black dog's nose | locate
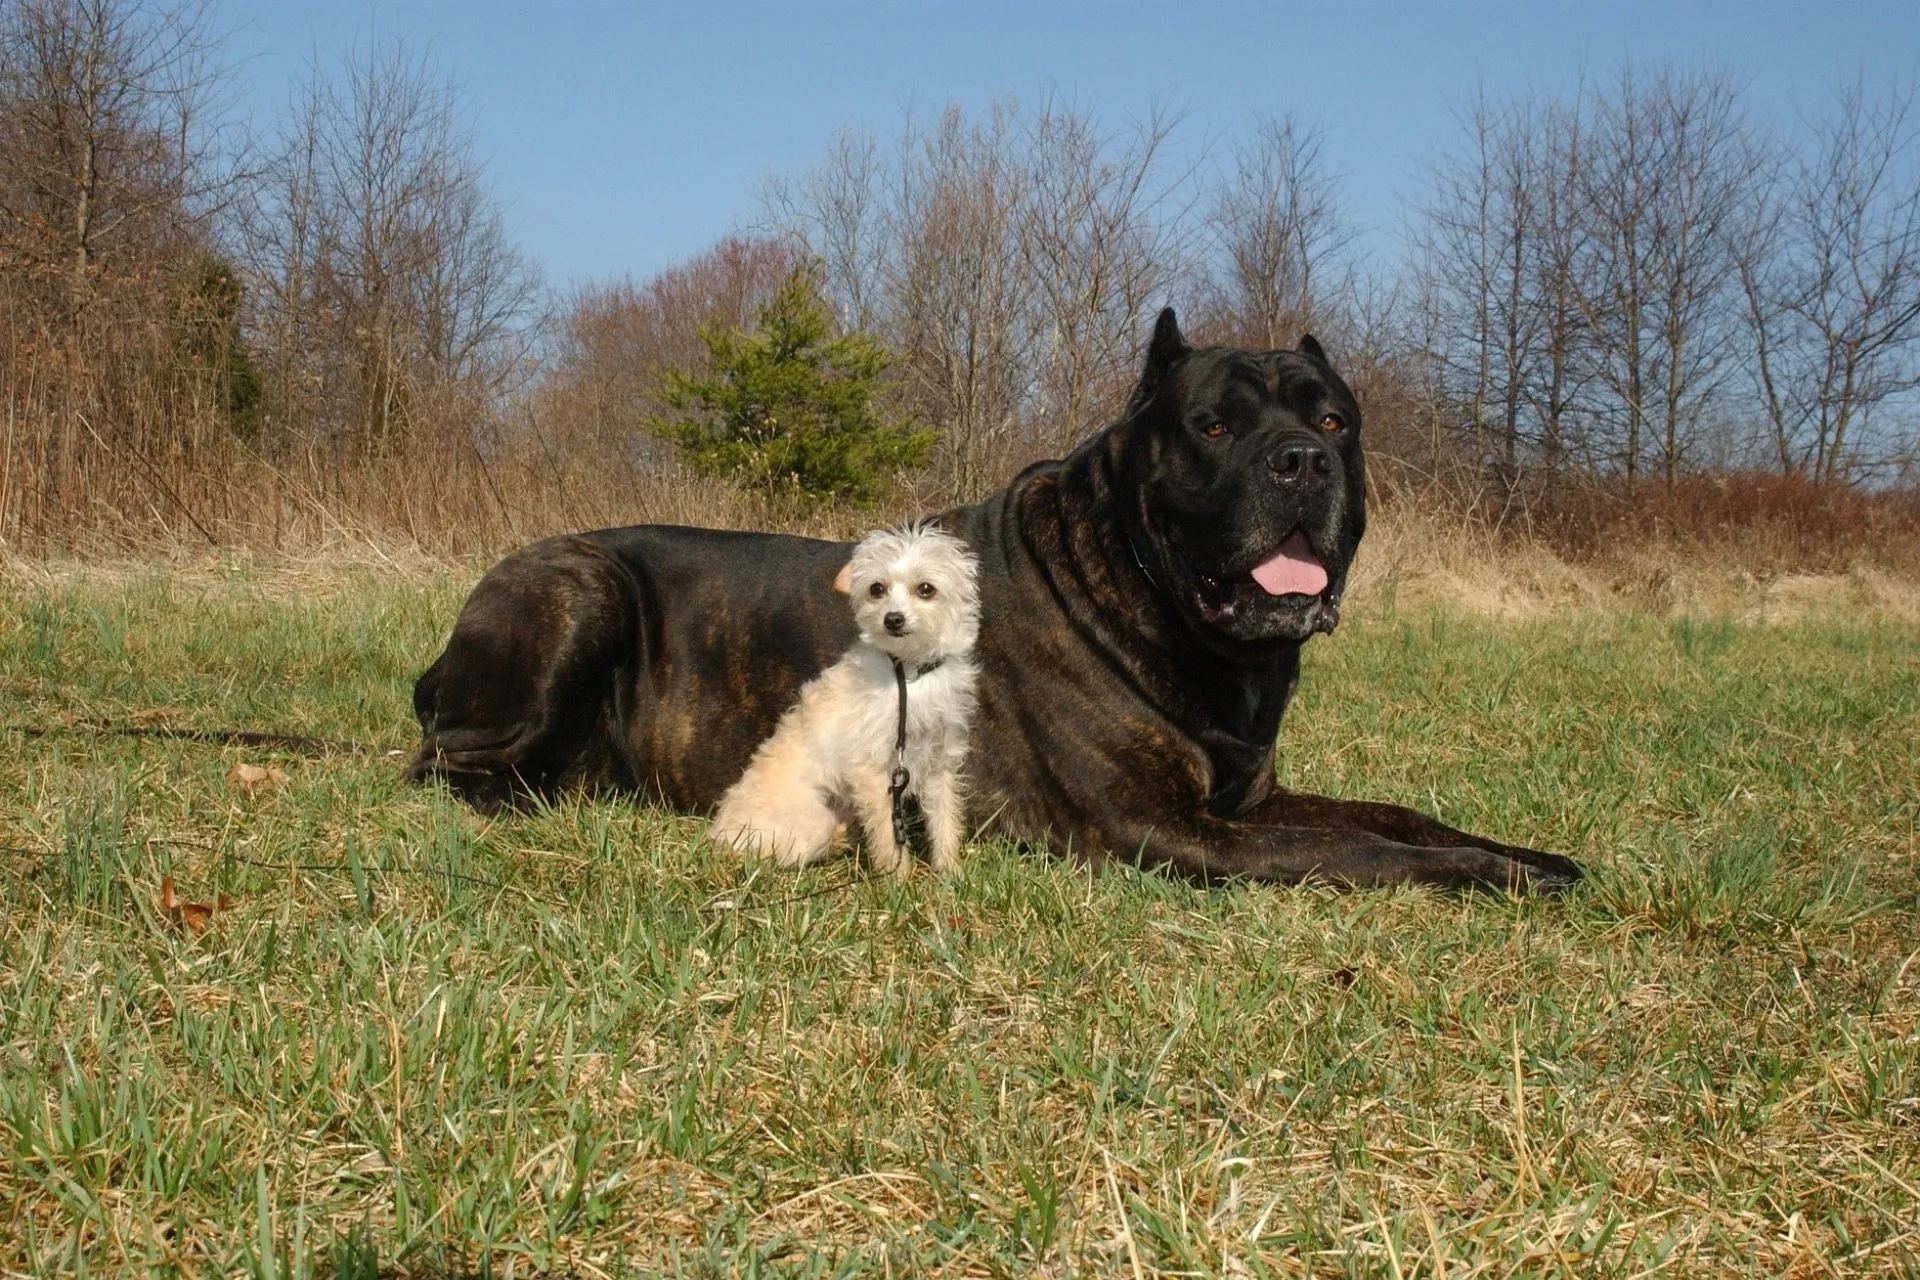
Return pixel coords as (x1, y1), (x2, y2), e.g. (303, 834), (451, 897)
(883, 611), (907, 635)
(1268, 439), (1332, 488)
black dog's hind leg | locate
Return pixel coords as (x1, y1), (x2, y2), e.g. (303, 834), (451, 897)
(410, 537), (644, 808)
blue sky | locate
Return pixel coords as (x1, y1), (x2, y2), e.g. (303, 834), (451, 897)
(211, 1), (1918, 290)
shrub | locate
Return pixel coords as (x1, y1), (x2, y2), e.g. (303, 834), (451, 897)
(650, 266), (932, 505)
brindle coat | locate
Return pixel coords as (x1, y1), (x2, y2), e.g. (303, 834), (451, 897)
(410, 312), (1582, 893)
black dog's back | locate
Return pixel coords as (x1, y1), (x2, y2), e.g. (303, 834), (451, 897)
(411, 525), (856, 811)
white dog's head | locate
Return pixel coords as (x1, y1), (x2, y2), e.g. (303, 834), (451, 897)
(833, 521), (980, 665)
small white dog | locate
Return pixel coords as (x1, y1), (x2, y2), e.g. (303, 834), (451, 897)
(711, 521), (981, 876)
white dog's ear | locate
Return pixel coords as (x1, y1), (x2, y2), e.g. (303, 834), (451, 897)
(831, 560), (854, 595)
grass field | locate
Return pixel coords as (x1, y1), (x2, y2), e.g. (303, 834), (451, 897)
(2, 556), (1917, 1277)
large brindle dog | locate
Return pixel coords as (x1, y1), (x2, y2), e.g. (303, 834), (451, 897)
(410, 311), (1582, 893)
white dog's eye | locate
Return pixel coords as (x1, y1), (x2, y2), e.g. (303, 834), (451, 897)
(915, 582), (937, 599)
(868, 582), (887, 599)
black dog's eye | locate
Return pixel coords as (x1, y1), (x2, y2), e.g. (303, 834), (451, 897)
(915, 582), (938, 600)
(1192, 415), (1226, 439)
(1319, 412), (1346, 434)
(868, 582), (887, 598)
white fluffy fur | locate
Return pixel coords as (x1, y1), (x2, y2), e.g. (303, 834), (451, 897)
(710, 522), (981, 876)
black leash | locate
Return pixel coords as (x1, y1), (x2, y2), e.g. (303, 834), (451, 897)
(884, 656), (949, 853)
(888, 657), (912, 851)
(8, 721), (401, 757)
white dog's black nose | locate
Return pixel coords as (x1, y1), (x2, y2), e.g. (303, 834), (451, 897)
(883, 610), (907, 635)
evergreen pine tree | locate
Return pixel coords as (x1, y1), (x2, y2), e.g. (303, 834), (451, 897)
(651, 267), (931, 504)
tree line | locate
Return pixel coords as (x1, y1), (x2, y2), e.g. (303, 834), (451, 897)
(0, 0), (536, 542)
(1412, 66), (1920, 498)
(2, 0), (1915, 546)
(566, 71), (1920, 506)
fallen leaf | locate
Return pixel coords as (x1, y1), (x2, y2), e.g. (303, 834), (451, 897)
(156, 875), (234, 935)
(122, 633), (148, 654)
(226, 762), (287, 794)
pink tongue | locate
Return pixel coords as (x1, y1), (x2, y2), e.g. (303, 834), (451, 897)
(1249, 533), (1329, 597)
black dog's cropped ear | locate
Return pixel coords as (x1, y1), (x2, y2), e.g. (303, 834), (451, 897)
(1126, 307), (1191, 415)
(832, 560), (854, 595)
(1298, 333), (1329, 364)
(1145, 307), (1191, 384)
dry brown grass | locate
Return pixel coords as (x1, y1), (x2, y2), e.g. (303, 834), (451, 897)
(6, 378), (1917, 634)
(0, 426), (893, 563)
(1355, 502), (1920, 625)
(1515, 471), (1920, 572)
(11, 478), (1916, 637)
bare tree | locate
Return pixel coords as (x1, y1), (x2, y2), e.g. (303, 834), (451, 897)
(235, 36), (537, 455)
(770, 101), (1042, 496)
(1740, 76), (1920, 482)
(0, 0), (245, 541)
(546, 235), (795, 450)
(760, 128), (882, 331)
(1020, 95), (1186, 452)
(754, 62), (1920, 511)
(1526, 95), (1595, 492)
(1406, 69), (1760, 503)
(766, 95), (1191, 495)
(0, 0), (227, 318)
(233, 77), (320, 445)
(1577, 64), (1753, 491)
(889, 102), (1038, 496)
(1206, 111), (1350, 348)
(1411, 87), (1541, 486)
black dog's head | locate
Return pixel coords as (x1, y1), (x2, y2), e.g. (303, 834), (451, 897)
(1116, 308), (1366, 647)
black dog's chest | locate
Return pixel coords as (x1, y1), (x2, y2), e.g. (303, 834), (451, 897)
(1196, 666), (1294, 817)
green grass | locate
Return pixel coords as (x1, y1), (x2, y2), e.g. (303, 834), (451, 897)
(2, 558), (1917, 1276)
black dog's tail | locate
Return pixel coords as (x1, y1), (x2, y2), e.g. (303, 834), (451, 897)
(10, 722), (401, 757)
